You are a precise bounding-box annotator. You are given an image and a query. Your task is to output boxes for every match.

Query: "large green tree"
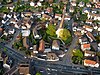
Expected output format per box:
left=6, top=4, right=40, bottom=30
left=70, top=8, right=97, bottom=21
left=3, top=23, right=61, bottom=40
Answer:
left=57, top=29, right=71, bottom=42
left=73, top=49, right=83, bottom=58
left=0, top=6, right=9, bottom=13
left=46, top=24, right=57, bottom=37
left=79, top=14, right=87, bottom=22
left=72, top=49, right=83, bottom=64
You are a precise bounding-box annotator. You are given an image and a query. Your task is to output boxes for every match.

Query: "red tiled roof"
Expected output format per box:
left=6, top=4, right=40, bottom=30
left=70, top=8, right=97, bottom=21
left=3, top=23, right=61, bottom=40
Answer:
left=83, top=44, right=90, bottom=49
left=0, top=28, right=3, bottom=32
left=38, top=39, right=45, bottom=52
left=84, top=59, right=96, bottom=65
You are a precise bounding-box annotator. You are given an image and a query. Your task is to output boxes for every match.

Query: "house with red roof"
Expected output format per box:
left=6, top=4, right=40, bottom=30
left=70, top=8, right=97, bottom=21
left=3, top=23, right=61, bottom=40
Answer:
left=84, top=59, right=99, bottom=67
left=81, top=44, right=91, bottom=51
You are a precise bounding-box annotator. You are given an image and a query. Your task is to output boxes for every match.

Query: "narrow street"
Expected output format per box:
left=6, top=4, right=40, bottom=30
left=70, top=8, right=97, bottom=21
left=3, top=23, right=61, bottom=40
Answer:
left=62, top=36, right=78, bottom=65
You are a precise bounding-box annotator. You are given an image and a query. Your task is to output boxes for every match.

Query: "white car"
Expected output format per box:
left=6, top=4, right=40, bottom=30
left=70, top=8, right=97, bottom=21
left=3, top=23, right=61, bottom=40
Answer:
left=51, top=69, right=57, bottom=71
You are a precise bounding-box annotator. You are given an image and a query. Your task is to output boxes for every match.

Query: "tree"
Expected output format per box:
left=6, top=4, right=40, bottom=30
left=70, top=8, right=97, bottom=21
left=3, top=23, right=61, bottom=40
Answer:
left=79, top=14, right=87, bottom=22
left=0, top=69, right=4, bottom=75
left=97, top=52, right=100, bottom=57
left=73, top=49, right=83, bottom=58
left=95, top=35, right=100, bottom=43
left=57, top=29, right=71, bottom=42
left=0, top=6, right=9, bottom=13
left=36, top=72, right=42, bottom=75
left=46, top=24, right=57, bottom=37
left=4, top=48, right=7, bottom=52
left=25, top=50, right=31, bottom=56
left=72, top=49, right=83, bottom=64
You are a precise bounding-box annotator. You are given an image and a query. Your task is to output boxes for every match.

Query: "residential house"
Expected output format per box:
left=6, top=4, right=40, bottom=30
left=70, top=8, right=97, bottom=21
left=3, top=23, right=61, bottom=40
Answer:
left=72, top=22, right=78, bottom=31
left=8, top=28, right=15, bottom=34
left=71, top=1, right=77, bottom=6
left=6, top=3, right=14, bottom=12
left=21, top=13, right=24, bottom=18
left=2, top=20, right=6, bottom=24
left=78, top=1, right=85, bottom=7
left=77, top=27, right=83, bottom=31
left=86, top=20, right=93, bottom=25
left=10, top=18, right=16, bottom=24
left=87, top=13, right=100, bottom=21
left=73, top=26, right=77, bottom=31
left=55, top=14, right=62, bottom=20
left=81, top=29, right=87, bottom=35
left=98, top=43, right=100, bottom=51
left=37, top=1, right=42, bottom=7
left=98, top=25, right=100, bottom=31
left=86, top=31, right=96, bottom=42
left=92, top=0, right=99, bottom=3
left=23, top=12, right=32, bottom=17
left=52, top=40, right=60, bottom=50
left=86, top=3, right=92, bottom=7
left=42, top=14, right=52, bottom=20
left=95, top=2, right=100, bottom=8
left=82, top=7, right=90, bottom=14
left=15, top=20, right=22, bottom=29
left=81, top=43, right=91, bottom=51
left=93, top=23, right=98, bottom=30
left=84, top=50, right=96, bottom=57
left=38, top=39, right=45, bottom=52
left=0, top=28, right=3, bottom=37
left=30, top=2, right=35, bottom=6
left=91, top=9, right=97, bottom=14
left=74, top=31, right=82, bottom=37
left=21, top=30, right=30, bottom=37
left=35, top=12, right=42, bottom=18
left=83, top=25, right=93, bottom=32
left=33, top=45, right=38, bottom=54
left=79, top=36, right=88, bottom=44
left=46, top=7, right=53, bottom=13
left=7, top=14, right=12, bottom=19
left=33, top=28, right=41, bottom=39
left=47, top=52, right=59, bottom=61
left=18, top=64, right=30, bottom=75
left=64, top=14, right=71, bottom=21
left=69, top=6, right=74, bottom=13
left=25, top=22, right=31, bottom=29
left=84, top=59, right=99, bottom=67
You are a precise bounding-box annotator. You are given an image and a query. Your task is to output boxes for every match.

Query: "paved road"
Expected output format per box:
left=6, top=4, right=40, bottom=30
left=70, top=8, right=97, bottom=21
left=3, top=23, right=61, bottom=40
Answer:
left=0, top=43, right=28, bottom=63
left=3, top=65, right=18, bottom=75
left=0, top=31, right=100, bottom=75
left=62, top=36, right=78, bottom=65
left=31, top=59, right=100, bottom=75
